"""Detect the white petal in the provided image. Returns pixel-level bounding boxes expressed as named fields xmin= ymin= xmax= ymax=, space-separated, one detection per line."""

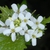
xmin=11 ymin=3 xmax=18 ymax=12
xmin=19 ymin=13 xmax=24 ymax=20
xmin=32 ymin=38 xmax=36 ymax=46
xmin=25 ymin=34 xmax=30 ymax=42
xmin=11 ymin=33 xmax=16 ymax=42
xmin=15 ymin=27 xmax=22 ymax=32
xmin=20 ymin=22 xmax=26 ymax=28
xmin=27 ymin=20 xmax=34 ymax=27
xmin=5 ymin=19 xmax=11 ymax=26
xmin=20 ymin=4 xmax=27 ymax=12
xmin=38 ymin=24 xmax=45 ymax=29
xmin=28 ymin=29 xmax=34 ymax=35
xmin=32 ymin=24 xmax=37 ymax=30
xmin=36 ymin=31 xmax=43 ymax=38
xmin=24 ymin=26 xmax=28 ymax=31
xmin=0 ymin=20 xmax=5 ymax=26
xmin=0 ymin=27 xmax=6 ymax=33
xmin=22 ymin=10 xmax=28 ymax=15
xmin=30 ymin=16 xmax=36 ymax=23
xmin=12 ymin=13 xmax=18 ymax=21
xmin=10 ymin=22 xmax=15 ymax=29
xmin=25 ymin=12 xmax=31 ymax=19
xmin=19 ymin=30 xmax=24 ymax=35
xmin=3 ymin=29 xmax=11 ymax=36
xmin=37 ymin=16 xmax=43 ymax=23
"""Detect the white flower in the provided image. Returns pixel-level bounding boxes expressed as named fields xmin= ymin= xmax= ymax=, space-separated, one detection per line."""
xmin=30 ymin=16 xmax=45 ymax=30
xmin=0 ymin=20 xmax=10 ymax=33
xmin=11 ymin=3 xmax=27 ymax=14
xmin=0 ymin=27 xmax=7 ymax=33
xmin=0 ymin=19 xmax=11 ymax=26
xmin=28 ymin=29 xmax=43 ymax=46
xmin=19 ymin=12 xmax=34 ymax=28
xmin=19 ymin=26 xmax=30 ymax=42
xmin=3 ymin=22 xmax=22 ymax=42
xmin=8 ymin=13 xmax=18 ymax=22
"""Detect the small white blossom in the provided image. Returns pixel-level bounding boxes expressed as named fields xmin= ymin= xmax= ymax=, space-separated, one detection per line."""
xmin=0 ymin=20 xmax=10 ymax=33
xmin=19 ymin=12 xmax=34 ymax=28
xmin=30 ymin=16 xmax=45 ymax=30
xmin=19 ymin=26 xmax=30 ymax=42
xmin=11 ymin=3 xmax=27 ymax=15
xmin=3 ymin=22 xmax=22 ymax=42
xmin=28 ymin=29 xmax=43 ymax=46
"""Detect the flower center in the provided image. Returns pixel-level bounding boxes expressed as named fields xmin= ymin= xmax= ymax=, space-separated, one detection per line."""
xmin=11 ymin=29 xmax=15 ymax=33
xmin=25 ymin=30 xmax=28 ymax=34
xmin=32 ymin=34 xmax=36 ymax=38
xmin=14 ymin=19 xmax=21 ymax=27
xmin=36 ymin=21 xmax=39 ymax=25
xmin=24 ymin=19 xmax=27 ymax=22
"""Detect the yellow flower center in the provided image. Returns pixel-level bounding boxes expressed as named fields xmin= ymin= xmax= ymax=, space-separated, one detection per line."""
xmin=36 ymin=21 xmax=39 ymax=25
xmin=14 ymin=19 xmax=21 ymax=27
xmin=32 ymin=34 xmax=36 ymax=38
xmin=11 ymin=29 xmax=15 ymax=33
xmin=25 ymin=30 xmax=28 ymax=34
xmin=24 ymin=19 xmax=27 ymax=22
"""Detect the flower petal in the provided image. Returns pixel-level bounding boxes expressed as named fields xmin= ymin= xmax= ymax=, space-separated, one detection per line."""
xmin=25 ymin=12 xmax=31 ymax=19
xmin=32 ymin=38 xmax=37 ymax=46
xmin=11 ymin=3 xmax=18 ymax=12
xmin=20 ymin=22 xmax=26 ymax=28
xmin=22 ymin=10 xmax=28 ymax=15
xmin=19 ymin=30 xmax=24 ymax=35
xmin=20 ymin=4 xmax=27 ymax=12
xmin=10 ymin=22 xmax=15 ymax=29
xmin=3 ymin=29 xmax=11 ymax=36
xmin=0 ymin=20 xmax=5 ymax=26
xmin=0 ymin=27 xmax=6 ymax=33
xmin=5 ymin=19 xmax=11 ymax=26
xmin=12 ymin=13 xmax=18 ymax=21
xmin=38 ymin=24 xmax=45 ymax=29
xmin=11 ymin=33 xmax=16 ymax=42
xmin=36 ymin=31 xmax=43 ymax=38
xmin=27 ymin=20 xmax=34 ymax=27
xmin=24 ymin=26 xmax=28 ymax=31
xmin=15 ymin=27 xmax=22 ymax=32
xmin=19 ymin=13 xmax=24 ymax=20
xmin=30 ymin=16 xmax=36 ymax=23
xmin=25 ymin=34 xmax=30 ymax=42
xmin=37 ymin=16 xmax=43 ymax=23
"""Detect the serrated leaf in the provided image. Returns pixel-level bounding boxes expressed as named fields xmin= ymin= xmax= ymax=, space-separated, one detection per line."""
xmin=42 ymin=17 xmax=50 ymax=25
xmin=0 ymin=6 xmax=13 ymax=22
xmin=0 ymin=34 xmax=27 ymax=50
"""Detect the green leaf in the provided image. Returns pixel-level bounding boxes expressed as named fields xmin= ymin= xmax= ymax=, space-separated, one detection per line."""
xmin=42 ymin=17 xmax=50 ymax=25
xmin=0 ymin=6 xmax=13 ymax=22
xmin=21 ymin=0 xmax=27 ymax=5
xmin=0 ymin=34 xmax=27 ymax=50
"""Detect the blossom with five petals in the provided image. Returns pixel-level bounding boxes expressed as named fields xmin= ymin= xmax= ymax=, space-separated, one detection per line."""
xmin=3 ymin=22 xmax=22 ymax=42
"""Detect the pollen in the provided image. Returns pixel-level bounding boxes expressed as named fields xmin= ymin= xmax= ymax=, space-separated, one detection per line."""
xmin=11 ymin=29 xmax=15 ymax=33
xmin=24 ymin=19 xmax=27 ymax=22
xmin=32 ymin=34 xmax=36 ymax=38
xmin=36 ymin=21 xmax=39 ymax=25
xmin=14 ymin=19 xmax=21 ymax=27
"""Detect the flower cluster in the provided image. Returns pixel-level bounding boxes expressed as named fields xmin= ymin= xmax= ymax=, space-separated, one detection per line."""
xmin=0 ymin=3 xmax=45 ymax=46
